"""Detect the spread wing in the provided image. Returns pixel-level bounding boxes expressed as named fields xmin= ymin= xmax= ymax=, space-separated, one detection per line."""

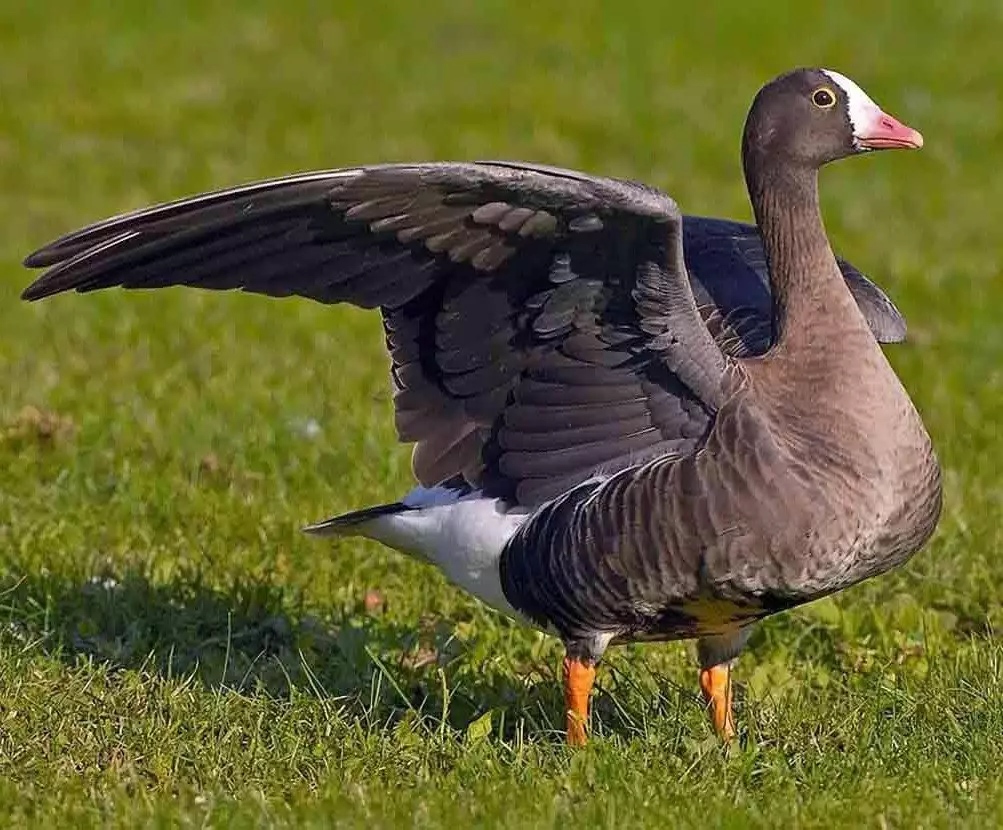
xmin=23 ymin=162 xmax=730 ymax=505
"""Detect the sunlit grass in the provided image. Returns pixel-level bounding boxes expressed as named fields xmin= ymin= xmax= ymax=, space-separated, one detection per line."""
xmin=1 ymin=1 xmax=1000 ymax=826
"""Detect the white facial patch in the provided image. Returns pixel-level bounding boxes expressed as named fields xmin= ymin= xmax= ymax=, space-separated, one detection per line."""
xmin=822 ymin=69 xmax=883 ymax=148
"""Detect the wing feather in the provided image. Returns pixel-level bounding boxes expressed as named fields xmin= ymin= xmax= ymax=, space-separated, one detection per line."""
xmin=23 ymin=163 xmax=904 ymax=506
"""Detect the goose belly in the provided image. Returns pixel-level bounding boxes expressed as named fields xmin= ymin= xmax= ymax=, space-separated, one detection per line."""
xmin=497 ymin=412 xmax=942 ymax=643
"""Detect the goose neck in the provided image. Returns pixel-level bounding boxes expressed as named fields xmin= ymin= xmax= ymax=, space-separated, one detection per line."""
xmin=744 ymin=157 xmax=864 ymax=356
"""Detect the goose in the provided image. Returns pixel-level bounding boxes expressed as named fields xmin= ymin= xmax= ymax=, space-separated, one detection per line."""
xmin=21 ymin=67 xmax=940 ymax=746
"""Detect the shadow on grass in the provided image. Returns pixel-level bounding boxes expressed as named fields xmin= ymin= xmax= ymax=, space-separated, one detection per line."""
xmin=0 ymin=568 xmax=651 ymax=741
xmin=19 ymin=566 xmax=963 ymax=746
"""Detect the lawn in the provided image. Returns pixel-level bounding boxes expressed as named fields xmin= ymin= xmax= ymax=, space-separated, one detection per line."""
xmin=1 ymin=0 xmax=1002 ymax=826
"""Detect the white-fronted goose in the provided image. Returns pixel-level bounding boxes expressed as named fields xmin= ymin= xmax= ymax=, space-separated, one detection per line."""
xmin=22 ymin=68 xmax=940 ymax=745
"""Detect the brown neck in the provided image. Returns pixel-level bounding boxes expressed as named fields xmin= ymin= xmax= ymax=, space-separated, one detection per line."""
xmin=743 ymin=152 xmax=870 ymax=358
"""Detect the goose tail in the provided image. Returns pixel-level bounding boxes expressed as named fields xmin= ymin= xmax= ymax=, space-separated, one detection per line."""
xmin=303 ymin=503 xmax=408 ymax=537
xmin=301 ymin=481 xmax=531 ymax=623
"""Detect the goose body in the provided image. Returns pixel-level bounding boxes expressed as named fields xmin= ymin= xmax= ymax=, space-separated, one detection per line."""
xmin=22 ymin=67 xmax=940 ymax=744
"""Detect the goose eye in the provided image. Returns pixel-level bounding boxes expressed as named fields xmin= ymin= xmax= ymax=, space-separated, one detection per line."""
xmin=812 ymin=87 xmax=836 ymax=109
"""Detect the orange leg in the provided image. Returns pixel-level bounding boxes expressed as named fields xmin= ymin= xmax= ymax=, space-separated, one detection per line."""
xmin=699 ymin=662 xmax=735 ymax=741
xmin=563 ymin=656 xmax=597 ymax=747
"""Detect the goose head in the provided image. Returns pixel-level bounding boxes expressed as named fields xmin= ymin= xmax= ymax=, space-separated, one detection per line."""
xmin=742 ymin=68 xmax=923 ymax=172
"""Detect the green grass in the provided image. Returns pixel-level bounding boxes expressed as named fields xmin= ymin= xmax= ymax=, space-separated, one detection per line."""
xmin=1 ymin=0 xmax=1001 ymax=826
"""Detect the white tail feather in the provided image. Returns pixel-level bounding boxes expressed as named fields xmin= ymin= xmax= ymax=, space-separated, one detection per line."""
xmin=311 ymin=497 xmax=531 ymax=623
